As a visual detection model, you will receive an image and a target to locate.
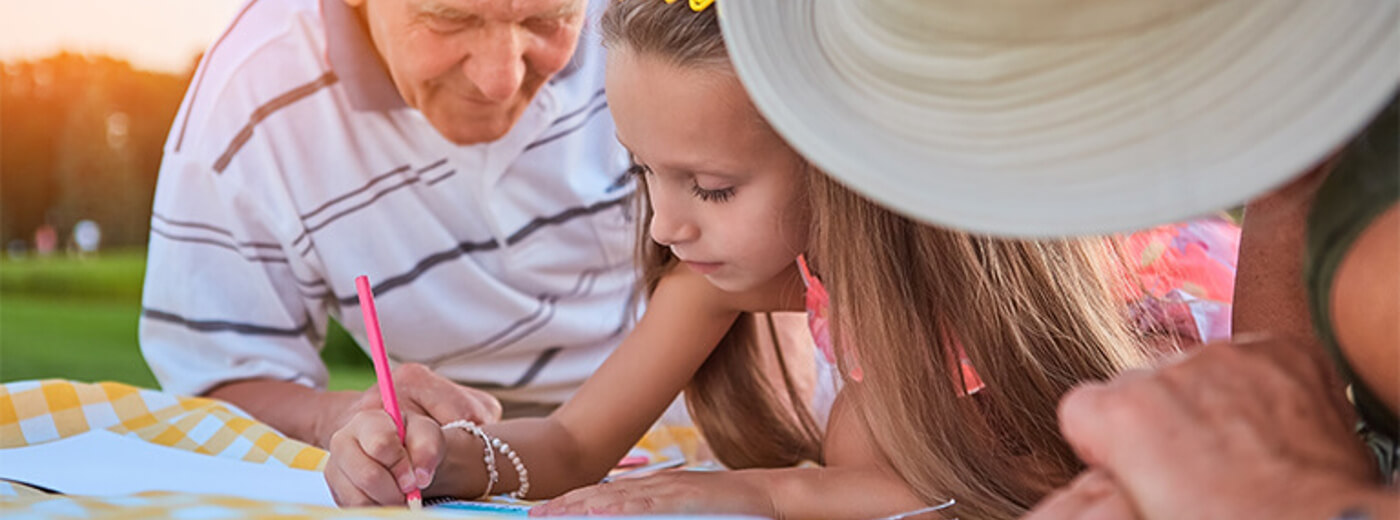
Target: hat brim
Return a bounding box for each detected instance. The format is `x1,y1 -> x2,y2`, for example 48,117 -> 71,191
720,1 -> 1400,237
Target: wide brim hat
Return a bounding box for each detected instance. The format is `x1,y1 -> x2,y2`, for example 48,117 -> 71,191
719,0 -> 1400,237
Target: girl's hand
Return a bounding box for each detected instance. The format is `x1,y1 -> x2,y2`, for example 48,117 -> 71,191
316,363 -> 502,448
529,470 -> 777,517
324,408 -> 446,507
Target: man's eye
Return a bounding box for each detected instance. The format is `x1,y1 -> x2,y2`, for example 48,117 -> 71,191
523,17 -> 563,34
425,15 -> 472,34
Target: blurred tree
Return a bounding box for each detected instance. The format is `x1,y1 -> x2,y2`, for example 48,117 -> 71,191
2,53 -> 191,249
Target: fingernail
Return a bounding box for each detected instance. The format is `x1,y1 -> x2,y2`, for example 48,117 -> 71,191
397,471 -> 417,494
415,468 -> 433,489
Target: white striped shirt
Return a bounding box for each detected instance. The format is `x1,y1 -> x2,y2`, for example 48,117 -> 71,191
139,0 -> 635,405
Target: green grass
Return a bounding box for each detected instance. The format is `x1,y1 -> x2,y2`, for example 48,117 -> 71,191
0,251 -> 375,392
0,250 -> 149,302
324,323 -> 377,391
0,293 -> 155,386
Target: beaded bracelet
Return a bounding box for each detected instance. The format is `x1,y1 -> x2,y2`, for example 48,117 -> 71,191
441,420 -> 497,499
489,436 -> 531,499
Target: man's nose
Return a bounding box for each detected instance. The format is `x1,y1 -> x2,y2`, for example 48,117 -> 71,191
463,24 -> 526,102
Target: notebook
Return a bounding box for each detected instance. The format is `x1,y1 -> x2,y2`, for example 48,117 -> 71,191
0,429 -> 335,506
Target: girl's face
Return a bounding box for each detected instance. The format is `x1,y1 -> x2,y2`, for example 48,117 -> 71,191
606,49 -> 809,293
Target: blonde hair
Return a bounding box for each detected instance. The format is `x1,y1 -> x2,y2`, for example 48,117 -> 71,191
602,1 -> 1147,517
809,171 -> 1146,518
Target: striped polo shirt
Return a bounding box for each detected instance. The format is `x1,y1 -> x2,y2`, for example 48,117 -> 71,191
139,0 -> 636,405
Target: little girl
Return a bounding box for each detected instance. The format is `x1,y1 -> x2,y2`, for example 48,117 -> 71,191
324,1 -> 1232,518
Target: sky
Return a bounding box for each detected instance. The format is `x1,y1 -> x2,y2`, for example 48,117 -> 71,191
0,0 -> 247,74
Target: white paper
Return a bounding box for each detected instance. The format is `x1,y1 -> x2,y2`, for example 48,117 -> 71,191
0,430 -> 335,507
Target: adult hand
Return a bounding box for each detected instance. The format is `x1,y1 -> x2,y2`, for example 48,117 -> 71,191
315,363 -> 502,448
529,470 -> 777,517
1032,334 -> 1384,520
325,408 -> 445,506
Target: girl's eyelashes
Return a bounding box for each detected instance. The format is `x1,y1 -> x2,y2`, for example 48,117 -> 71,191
691,183 -> 735,203
629,158 -> 734,202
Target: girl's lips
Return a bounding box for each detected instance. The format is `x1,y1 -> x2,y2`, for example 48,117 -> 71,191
684,261 -> 722,274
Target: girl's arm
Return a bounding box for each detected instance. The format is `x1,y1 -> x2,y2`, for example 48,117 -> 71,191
325,262 -> 751,505
431,264 -> 742,498
758,388 -> 930,519
442,263 -> 807,499
533,387 -> 932,519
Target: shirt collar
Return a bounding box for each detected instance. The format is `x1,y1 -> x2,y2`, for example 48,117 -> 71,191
322,0 -> 407,112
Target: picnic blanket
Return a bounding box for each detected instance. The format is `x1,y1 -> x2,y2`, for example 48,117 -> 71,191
0,379 -> 706,519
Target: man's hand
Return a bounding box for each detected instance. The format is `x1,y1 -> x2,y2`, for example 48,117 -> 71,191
315,363 -> 502,448
1029,335 -> 1386,520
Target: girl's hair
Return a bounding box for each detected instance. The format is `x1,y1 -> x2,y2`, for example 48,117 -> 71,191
603,1 -> 1148,517
809,170 -> 1148,518
602,0 -> 823,470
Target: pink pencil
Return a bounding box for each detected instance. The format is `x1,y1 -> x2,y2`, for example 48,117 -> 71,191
355,275 -> 422,510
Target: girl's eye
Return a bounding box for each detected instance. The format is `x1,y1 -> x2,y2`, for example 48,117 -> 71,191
628,163 -> 651,176
691,183 -> 735,203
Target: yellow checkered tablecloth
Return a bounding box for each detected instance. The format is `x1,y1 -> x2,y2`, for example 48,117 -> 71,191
0,379 -> 707,519
0,379 -> 326,471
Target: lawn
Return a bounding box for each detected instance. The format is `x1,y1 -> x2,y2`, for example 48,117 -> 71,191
0,250 -> 376,392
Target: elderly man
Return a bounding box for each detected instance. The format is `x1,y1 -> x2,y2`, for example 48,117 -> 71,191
140,0 -> 634,448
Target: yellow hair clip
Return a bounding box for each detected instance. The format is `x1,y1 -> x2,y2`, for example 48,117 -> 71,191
663,0 -> 714,12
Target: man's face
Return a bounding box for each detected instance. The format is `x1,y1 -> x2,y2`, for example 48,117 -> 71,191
349,0 -> 587,145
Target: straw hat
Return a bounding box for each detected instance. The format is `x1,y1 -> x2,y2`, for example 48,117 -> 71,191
719,0 -> 1400,237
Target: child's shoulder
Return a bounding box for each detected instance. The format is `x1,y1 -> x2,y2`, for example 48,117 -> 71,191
654,261 -> 803,315
653,262 -> 739,314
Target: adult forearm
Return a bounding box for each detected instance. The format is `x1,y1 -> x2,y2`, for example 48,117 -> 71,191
1232,169 -> 1324,339
207,379 -> 359,448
